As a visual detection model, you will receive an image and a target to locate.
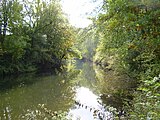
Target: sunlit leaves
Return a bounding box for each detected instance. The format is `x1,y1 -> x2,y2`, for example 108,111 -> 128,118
0,0 -> 75,75
95,0 -> 160,119
130,75 -> 160,119
96,0 -> 160,72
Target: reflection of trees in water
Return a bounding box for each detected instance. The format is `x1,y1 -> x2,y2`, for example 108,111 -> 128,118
0,73 -> 38,92
75,61 -> 135,110
0,61 -> 136,119
0,69 -> 80,120
75,61 -> 98,91
81,62 -> 96,81
93,65 -> 136,110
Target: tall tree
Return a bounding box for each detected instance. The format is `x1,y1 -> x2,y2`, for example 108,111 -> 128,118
0,0 -> 75,75
96,0 -> 160,74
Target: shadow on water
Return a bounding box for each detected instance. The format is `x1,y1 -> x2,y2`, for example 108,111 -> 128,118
0,60 -> 136,119
0,73 -> 39,92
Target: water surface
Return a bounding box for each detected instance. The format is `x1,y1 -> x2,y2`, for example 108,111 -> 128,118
0,61 -> 135,119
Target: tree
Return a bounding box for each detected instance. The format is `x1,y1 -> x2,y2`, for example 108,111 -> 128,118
95,0 -> 160,118
0,0 -> 30,74
96,0 -> 160,74
0,0 -> 75,75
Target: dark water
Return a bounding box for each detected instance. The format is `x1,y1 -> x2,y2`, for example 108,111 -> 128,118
0,61 -> 135,120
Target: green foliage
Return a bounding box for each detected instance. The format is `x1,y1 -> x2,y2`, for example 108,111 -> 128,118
4,35 -> 29,60
128,75 -> 160,119
0,0 -> 75,75
75,25 -> 99,60
95,0 -> 160,118
97,0 -> 160,73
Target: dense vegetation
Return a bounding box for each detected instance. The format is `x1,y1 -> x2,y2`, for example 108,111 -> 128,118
0,0 -> 160,119
0,0 -> 75,75
75,26 -> 99,60
95,0 -> 160,119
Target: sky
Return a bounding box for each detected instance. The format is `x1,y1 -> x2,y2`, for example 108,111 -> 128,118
61,0 -> 103,28
0,0 -> 102,28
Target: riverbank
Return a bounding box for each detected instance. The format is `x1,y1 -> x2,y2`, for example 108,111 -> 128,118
93,52 -> 160,119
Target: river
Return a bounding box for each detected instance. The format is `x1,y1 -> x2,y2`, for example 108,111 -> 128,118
0,60 -> 135,120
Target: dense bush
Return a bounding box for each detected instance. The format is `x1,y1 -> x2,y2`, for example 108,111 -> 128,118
128,74 -> 160,119
0,0 -> 75,75
96,0 -> 160,74
95,0 -> 160,118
